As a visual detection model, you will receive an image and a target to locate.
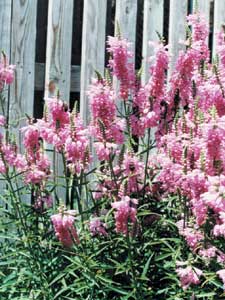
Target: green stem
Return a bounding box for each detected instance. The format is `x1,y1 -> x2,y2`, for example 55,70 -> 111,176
143,128 -> 151,201
126,233 -> 138,299
73,172 -> 84,229
108,153 -> 119,194
62,152 -> 70,207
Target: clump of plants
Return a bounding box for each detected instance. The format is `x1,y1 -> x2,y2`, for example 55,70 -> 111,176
1,12 -> 225,300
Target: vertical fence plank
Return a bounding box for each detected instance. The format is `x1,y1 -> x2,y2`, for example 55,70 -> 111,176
0,0 -> 12,57
115,0 -> 138,54
168,0 -> 188,77
44,0 -> 74,102
9,0 -> 37,144
80,0 -> 107,160
142,0 -> 164,84
213,0 -> 225,57
0,0 -> 12,216
44,0 -> 74,202
196,0 -> 210,23
80,0 -> 107,125
0,0 -> 12,114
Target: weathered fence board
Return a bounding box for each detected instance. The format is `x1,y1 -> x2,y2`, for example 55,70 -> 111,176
196,0 -> 210,24
0,0 -> 12,58
0,0 -> 12,114
142,0 -> 164,84
80,0 -> 107,125
9,0 -> 37,145
168,0 -> 188,77
0,0 -> 12,207
44,0 -> 74,102
36,63 -> 80,93
213,0 -> 225,56
115,0 -> 138,53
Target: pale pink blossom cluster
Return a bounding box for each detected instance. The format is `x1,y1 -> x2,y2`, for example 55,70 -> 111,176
0,53 -> 15,91
122,152 -> 144,194
21,123 -> 50,185
176,263 -> 203,290
131,42 -> 169,137
107,36 -> 135,100
51,210 -> 79,247
88,78 -> 124,160
111,196 -> 137,235
89,217 -> 108,237
0,141 -> 27,175
26,97 -> 90,175
217,269 -> 225,289
92,151 -> 144,216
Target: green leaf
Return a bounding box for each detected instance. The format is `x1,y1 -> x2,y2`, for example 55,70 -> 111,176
141,253 -> 154,279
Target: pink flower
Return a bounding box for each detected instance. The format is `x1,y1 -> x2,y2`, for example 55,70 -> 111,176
89,217 -> 108,236
217,269 -> 225,289
88,79 -> 124,147
0,115 -> 5,126
46,97 -> 69,129
131,42 -> 168,137
146,42 -> 168,100
176,265 -> 202,290
94,142 -> 117,161
0,54 -> 15,89
107,36 -> 135,100
22,124 -> 41,162
24,168 -> 48,185
51,210 -> 79,247
123,152 -> 144,177
111,196 -> 137,235
199,246 -> 217,259
35,195 -> 53,209
177,220 -> 203,250
64,114 -> 90,173
0,159 -> 6,173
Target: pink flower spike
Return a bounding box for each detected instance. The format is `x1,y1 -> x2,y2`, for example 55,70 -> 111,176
176,265 -> 203,290
51,210 -> 80,247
